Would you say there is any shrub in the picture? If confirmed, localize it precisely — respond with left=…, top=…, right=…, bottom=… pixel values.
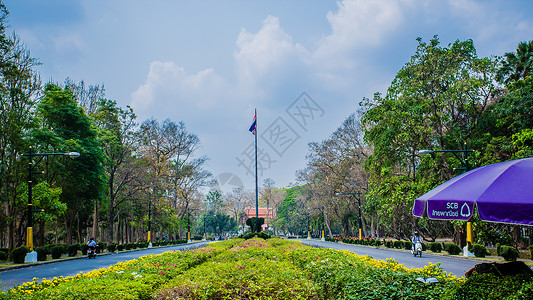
left=529, top=245, right=533, bottom=260
left=51, top=245, right=64, bottom=259
left=99, top=242, right=107, bottom=252
left=0, top=250, right=8, bottom=261
left=35, top=246, right=50, bottom=261
left=471, top=243, right=488, bottom=258
left=444, top=243, right=462, bottom=255
left=393, top=240, right=403, bottom=249
left=429, top=242, right=442, bottom=253
left=384, top=240, right=393, bottom=248
left=499, top=245, right=519, bottom=261
left=80, top=243, right=88, bottom=255
left=0, top=248, right=8, bottom=261
left=11, top=246, right=29, bottom=264
left=67, top=244, right=78, bottom=257
left=117, top=244, right=124, bottom=251
left=108, top=243, right=117, bottom=252
left=446, top=273, right=533, bottom=299
left=403, top=241, right=412, bottom=250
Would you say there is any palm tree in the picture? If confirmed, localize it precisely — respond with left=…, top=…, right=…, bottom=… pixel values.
left=497, top=40, right=533, bottom=85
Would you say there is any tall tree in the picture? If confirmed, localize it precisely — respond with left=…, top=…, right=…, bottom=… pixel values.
left=496, top=40, right=533, bottom=85
left=0, top=3, right=41, bottom=248
left=90, top=98, right=139, bottom=242
left=34, top=83, right=105, bottom=244
left=361, top=36, right=498, bottom=242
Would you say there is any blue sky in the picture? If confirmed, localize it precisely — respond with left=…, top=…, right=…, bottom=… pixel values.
left=5, top=0, right=533, bottom=192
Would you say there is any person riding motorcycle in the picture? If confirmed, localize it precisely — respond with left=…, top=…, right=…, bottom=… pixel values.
left=87, top=237, right=98, bottom=258
left=411, top=231, right=422, bottom=256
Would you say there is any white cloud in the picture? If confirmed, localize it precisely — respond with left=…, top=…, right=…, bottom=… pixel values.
left=53, top=34, right=86, bottom=52
left=130, top=61, right=229, bottom=113
left=314, top=0, right=407, bottom=65
left=233, top=15, right=309, bottom=96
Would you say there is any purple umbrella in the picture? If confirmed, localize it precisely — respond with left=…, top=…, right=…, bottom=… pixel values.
left=413, top=157, right=533, bottom=225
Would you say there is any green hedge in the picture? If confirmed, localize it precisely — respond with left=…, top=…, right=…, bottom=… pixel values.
left=444, top=243, right=462, bottom=255
left=429, top=242, right=442, bottom=253
left=11, top=246, right=29, bottom=264
left=35, top=246, right=50, bottom=261
left=470, top=243, right=487, bottom=258
left=499, top=245, right=519, bottom=261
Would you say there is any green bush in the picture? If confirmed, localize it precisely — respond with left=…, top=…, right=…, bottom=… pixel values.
left=444, top=243, right=462, bottom=255
left=384, top=240, right=393, bottom=248
left=99, top=242, right=107, bottom=252
left=499, top=245, right=519, bottom=261
left=529, top=245, right=533, bottom=260
left=471, top=243, right=488, bottom=258
left=67, top=244, right=78, bottom=257
left=11, top=246, right=29, bottom=264
left=107, top=243, right=117, bottom=252
left=51, top=245, right=63, bottom=259
left=0, top=248, right=8, bottom=261
left=445, top=273, right=533, bottom=299
left=117, top=244, right=125, bottom=251
left=393, top=240, right=403, bottom=249
left=428, top=242, right=442, bottom=252
left=403, top=241, right=412, bottom=250
left=35, top=246, right=50, bottom=261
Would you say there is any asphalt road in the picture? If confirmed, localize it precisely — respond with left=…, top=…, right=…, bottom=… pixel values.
left=0, top=241, right=210, bottom=291
left=299, top=239, right=479, bottom=277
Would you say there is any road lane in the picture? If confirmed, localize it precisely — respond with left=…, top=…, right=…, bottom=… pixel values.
left=0, top=242, right=209, bottom=291
left=299, top=239, right=478, bottom=277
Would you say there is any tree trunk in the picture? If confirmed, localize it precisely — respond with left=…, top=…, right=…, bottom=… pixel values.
left=92, top=200, right=99, bottom=240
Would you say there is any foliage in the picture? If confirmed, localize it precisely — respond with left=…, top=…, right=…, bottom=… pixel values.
left=499, top=245, right=519, bottom=261
left=50, top=245, right=63, bottom=259
left=11, top=246, right=29, bottom=264
left=246, top=217, right=264, bottom=233
left=35, top=246, right=49, bottom=261
left=429, top=242, right=443, bottom=253
left=444, top=273, right=533, bottom=300
left=67, top=244, right=78, bottom=257
left=469, top=243, right=487, bottom=258
left=444, top=243, right=462, bottom=255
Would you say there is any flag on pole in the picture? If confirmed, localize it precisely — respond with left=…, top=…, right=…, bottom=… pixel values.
left=249, top=112, right=257, bottom=135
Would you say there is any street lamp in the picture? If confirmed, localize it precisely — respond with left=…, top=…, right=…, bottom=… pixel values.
left=417, top=143, right=475, bottom=247
left=335, top=192, right=363, bottom=240
left=22, top=146, right=80, bottom=262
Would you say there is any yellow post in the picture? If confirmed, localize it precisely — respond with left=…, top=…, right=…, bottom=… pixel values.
left=27, top=227, right=33, bottom=251
left=308, top=231, right=310, bottom=238
left=359, top=228, right=362, bottom=240
left=147, top=231, right=151, bottom=243
left=466, top=222, right=473, bottom=244
left=188, top=232, right=190, bottom=241
left=322, top=230, right=325, bottom=239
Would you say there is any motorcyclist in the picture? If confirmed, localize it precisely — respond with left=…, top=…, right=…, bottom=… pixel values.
left=412, top=231, right=421, bottom=249
left=87, top=237, right=98, bottom=258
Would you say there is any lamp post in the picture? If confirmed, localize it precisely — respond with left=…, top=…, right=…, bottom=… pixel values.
left=335, top=192, right=363, bottom=239
left=22, top=146, right=80, bottom=262
left=417, top=143, right=475, bottom=248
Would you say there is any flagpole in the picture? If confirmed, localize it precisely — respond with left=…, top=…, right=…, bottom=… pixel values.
left=254, top=109, right=258, bottom=218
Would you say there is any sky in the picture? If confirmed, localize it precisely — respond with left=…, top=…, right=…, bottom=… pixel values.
left=4, top=0, right=533, bottom=193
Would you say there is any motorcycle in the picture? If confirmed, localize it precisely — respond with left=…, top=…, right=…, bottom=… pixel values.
left=412, top=241, right=422, bottom=257
left=87, top=245, right=98, bottom=259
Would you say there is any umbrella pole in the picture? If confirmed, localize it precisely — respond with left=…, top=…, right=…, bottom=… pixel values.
left=467, top=222, right=473, bottom=244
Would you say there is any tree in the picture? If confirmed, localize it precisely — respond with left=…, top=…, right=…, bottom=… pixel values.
left=361, top=36, right=498, bottom=242
left=496, top=40, right=533, bottom=85
left=90, top=98, right=139, bottom=242
left=0, top=4, right=41, bottom=248
left=34, top=83, right=106, bottom=244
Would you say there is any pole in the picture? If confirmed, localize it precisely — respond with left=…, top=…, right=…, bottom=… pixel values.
left=148, top=197, right=152, bottom=247
left=27, top=146, right=33, bottom=251
left=254, top=108, right=258, bottom=218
